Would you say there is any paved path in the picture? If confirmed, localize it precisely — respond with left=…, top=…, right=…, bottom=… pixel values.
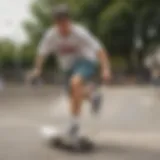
left=0, top=85, right=160, bottom=160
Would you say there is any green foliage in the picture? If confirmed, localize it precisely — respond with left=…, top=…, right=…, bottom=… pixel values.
left=19, top=43, right=37, bottom=68
left=0, top=39, right=16, bottom=68
left=1, top=0, right=160, bottom=70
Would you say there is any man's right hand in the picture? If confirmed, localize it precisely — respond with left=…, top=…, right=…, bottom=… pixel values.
left=26, top=68, right=41, bottom=84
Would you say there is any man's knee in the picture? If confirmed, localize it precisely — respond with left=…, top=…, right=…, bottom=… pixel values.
left=70, top=74, right=83, bottom=90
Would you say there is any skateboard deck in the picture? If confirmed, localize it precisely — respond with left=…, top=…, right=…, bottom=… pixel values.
left=40, top=126, right=94, bottom=152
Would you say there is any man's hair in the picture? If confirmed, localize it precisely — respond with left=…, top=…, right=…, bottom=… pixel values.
left=52, top=4, right=70, bottom=20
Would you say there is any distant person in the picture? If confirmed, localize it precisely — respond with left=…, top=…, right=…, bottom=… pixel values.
left=27, top=4, right=111, bottom=144
left=145, top=50, right=160, bottom=85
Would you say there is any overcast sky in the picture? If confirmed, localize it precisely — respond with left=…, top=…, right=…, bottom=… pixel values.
left=0, top=0, right=31, bottom=43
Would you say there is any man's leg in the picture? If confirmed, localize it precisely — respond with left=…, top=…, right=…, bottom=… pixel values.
left=70, top=74, right=84, bottom=126
left=84, top=82, right=102, bottom=114
left=64, top=73, right=85, bottom=143
left=65, top=60, right=100, bottom=141
left=72, top=62, right=102, bottom=114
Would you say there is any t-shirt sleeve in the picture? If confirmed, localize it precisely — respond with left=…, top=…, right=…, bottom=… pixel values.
left=77, top=26, right=102, bottom=53
left=37, top=29, right=56, bottom=56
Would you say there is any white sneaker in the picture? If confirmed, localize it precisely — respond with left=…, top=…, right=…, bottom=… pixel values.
left=59, top=124, right=81, bottom=147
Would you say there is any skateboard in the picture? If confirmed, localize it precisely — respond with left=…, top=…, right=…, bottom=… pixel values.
left=40, top=126, right=94, bottom=152
left=51, top=135, right=94, bottom=152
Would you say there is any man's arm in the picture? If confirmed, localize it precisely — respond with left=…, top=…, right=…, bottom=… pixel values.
left=78, top=26, right=111, bottom=80
left=27, top=29, right=54, bottom=82
left=26, top=54, right=46, bottom=83
left=31, top=55, right=46, bottom=77
left=96, top=48, right=111, bottom=81
left=97, top=49, right=111, bottom=74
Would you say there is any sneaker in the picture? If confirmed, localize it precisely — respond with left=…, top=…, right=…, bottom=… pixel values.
left=91, top=93, right=102, bottom=114
left=62, top=124, right=80, bottom=145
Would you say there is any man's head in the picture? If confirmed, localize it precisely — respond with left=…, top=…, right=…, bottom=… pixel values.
left=53, top=4, right=71, bottom=36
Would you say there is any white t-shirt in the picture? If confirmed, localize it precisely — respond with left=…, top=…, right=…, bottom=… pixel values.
left=38, top=23, right=102, bottom=70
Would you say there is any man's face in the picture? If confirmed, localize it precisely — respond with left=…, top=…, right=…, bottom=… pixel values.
left=56, top=18, right=71, bottom=36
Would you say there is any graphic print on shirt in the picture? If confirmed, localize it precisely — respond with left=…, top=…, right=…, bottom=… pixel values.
left=57, top=40, right=79, bottom=55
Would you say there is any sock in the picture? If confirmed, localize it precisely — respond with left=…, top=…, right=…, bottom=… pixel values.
left=66, top=115, right=80, bottom=139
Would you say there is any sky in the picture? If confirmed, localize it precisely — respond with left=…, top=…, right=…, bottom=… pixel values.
left=0, top=0, right=31, bottom=43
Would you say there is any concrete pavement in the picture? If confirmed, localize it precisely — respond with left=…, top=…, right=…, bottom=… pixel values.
left=0, top=85, right=160, bottom=160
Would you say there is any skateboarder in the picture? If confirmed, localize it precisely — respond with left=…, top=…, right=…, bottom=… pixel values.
left=27, top=4, right=111, bottom=144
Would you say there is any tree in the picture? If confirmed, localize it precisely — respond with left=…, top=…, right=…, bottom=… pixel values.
left=0, top=38, right=16, bottom=69
left=23, top=0, right=160, bottom=71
